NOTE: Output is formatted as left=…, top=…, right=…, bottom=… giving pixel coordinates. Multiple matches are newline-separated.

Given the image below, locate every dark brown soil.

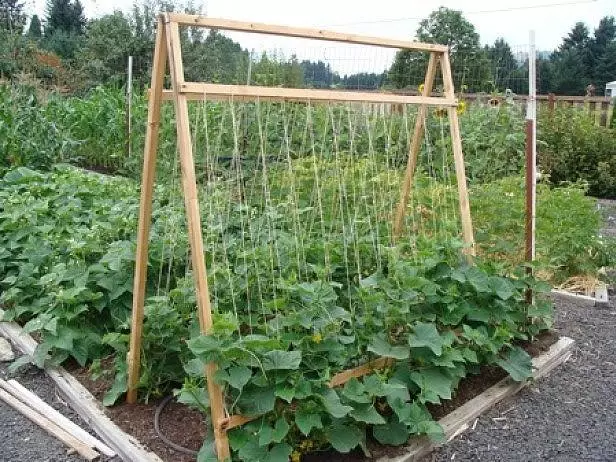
left=68, top=358, right=205, bottom=462
left=70, top=331, right=559, bottom=462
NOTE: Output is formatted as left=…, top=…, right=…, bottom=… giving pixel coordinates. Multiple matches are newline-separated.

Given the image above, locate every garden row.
left=1, top=83, right=616, bottom=197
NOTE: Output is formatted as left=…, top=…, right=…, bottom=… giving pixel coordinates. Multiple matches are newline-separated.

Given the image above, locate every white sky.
left=25, top=0, right=614, bottom=74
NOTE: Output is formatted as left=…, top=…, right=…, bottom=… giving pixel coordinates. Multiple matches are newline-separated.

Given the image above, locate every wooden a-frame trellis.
left=126, top=12, right=475, bottom=460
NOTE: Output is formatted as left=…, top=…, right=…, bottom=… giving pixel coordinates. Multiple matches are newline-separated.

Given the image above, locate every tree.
left=389, top=7, right=490, bottom=91
left=27, top=14, right=42, bottom=39
left=595, top=41, right=616, bottom=95
left=536, top=57, right=554, bottom=94
left=485, top=38, right=518, bottom=91
left=591, top=16, right=616, bottom=91
left=301, top=60, right=339, bottom=88
left=561, top=22, right=591, bottom=51
left=78, top=11, right=133, bottom=85
left=551, top=48, right=589, bottom=95
left=183, top=29, right=248, bottom=83
left=45, top=0, right=86, bottom=36
left=549, top=21, right=595, bottom=94
left=0, top=0, right=26, bottom=34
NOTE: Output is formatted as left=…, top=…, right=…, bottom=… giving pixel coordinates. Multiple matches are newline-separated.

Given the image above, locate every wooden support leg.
left=440, top=51, right=475, bottom=257
left=165, top=16, right=230, bottom=461
left=392, top=52, right=439, bottom=241
left=127, top=17, right=167, bottom=405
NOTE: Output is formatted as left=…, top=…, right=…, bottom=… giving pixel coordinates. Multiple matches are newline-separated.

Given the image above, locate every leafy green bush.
left=539, top=108, right=616, bottom=199
left=472, top=176, right=610, bottom=282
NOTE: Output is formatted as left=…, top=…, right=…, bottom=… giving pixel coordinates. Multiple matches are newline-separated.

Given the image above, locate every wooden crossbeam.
left=167, top=13, right=448, bottom=53
left=156, top=83, right=458, bottom=106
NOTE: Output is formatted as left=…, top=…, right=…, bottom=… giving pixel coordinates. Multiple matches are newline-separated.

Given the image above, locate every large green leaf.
left=489, top=276, right=515, bottom=300
left=408, top=323, right=448, bottom=356
left=265, top=443, right=293, bottom=462
left=373, top=421, right=410, bottom=445
left=349, top=403, right=386, bottom=424
left=367, top=334, right=410, bottom=360
left=238, top=441, right=268, bottom=461
left=325, top=422, right=363, bottom=453
left=295, top=408, right=323, bottom=436
left=496, top=346, right=533, bottom=381
left=237, top=385, right=276, bottom=416
left=262, top=350, right=302, bottom=371
left=217, top=365, right=252, bottom=390
left=342, top=378, right=370, bottom=403
left=410, top=367, right=454, bottom=403
left=319, top=389, right=353, bottom=418
left=258, top=417, right=290, bottom=446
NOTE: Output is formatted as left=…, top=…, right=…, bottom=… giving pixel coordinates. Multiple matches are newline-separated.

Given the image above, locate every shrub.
left=539, top=107, right=616, bottom=199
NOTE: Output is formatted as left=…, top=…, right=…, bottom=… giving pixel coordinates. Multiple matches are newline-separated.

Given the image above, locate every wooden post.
left=126, top=55, right=133, bottom=159
left=548, top=93, right=555, bottom=117
left=525, top=118, right=534, bottom=303
left=127, top=18, right=167, bottom=405
left=525, top=31, right=537, bottom=304
left=440, top=51, right=475, bottom=256
left=392, top=52, right=439, bottom=240
left=164, top=16, right=230, bottom=460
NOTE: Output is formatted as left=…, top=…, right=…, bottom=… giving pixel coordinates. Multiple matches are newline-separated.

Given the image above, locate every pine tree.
left=45, top=0, right=85, bottom=36
left=27, top=14, right=42, bottom=38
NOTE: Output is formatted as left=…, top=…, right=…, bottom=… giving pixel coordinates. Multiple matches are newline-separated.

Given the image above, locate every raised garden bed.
left=0, top=310, right=573, bottom=462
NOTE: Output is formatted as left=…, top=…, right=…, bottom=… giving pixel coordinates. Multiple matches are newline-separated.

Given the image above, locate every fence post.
left=548, top=92, right=555, bottom=117
left=126, top=55, right=133, bottom=159
left=525, top=31, right=537, bottom=304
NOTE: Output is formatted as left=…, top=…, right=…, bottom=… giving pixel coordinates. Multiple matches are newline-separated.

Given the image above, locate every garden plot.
left=0, top=159, right=597, bottom=461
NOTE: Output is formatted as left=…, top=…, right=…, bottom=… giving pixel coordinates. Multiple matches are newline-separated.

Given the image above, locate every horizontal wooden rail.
left=217, top=356, right=395, bottom=431
left=159, top=83, right=458, bottom=106
left=328, top=356, right=394, bottom=387
left=166, top=13, right=448, bottom=53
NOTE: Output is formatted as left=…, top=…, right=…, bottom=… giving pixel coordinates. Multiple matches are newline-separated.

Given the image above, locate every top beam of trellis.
left=167, top=13, right=449, bottom=52
left=156, top=14, right=455, bottom=106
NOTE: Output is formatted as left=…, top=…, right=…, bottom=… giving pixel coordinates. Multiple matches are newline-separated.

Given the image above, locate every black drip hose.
left=154, top=395, right=199, bottom=456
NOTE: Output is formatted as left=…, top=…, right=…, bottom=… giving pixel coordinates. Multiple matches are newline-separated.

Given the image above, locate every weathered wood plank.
left=0, top=309, right=163, bottom=462
left=5, top=379, right=116, bottom=458
left=166, top=13, right=448, bottom=52
left=0, top=382, right=100, bottom=461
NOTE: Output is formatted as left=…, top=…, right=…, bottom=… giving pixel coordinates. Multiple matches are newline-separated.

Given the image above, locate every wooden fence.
left=366, top=92, right=614, bottom=127
left=462, top=93, right=614, bottom=127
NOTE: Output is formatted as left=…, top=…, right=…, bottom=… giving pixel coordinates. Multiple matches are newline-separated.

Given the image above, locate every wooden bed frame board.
left=0, top=309, right=162, bottom=462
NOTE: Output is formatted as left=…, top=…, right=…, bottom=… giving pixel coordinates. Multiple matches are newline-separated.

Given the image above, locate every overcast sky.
left=25, top=0, right=614, bottom=73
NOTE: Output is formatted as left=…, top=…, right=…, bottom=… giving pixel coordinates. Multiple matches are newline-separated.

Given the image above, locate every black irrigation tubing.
left=154, top=395, right=200, bottom=456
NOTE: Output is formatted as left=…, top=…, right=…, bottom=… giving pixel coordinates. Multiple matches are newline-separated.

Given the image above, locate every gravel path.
left=0, top=360, right=117, bottom=462
left=432, top=293, right=616, bottom=462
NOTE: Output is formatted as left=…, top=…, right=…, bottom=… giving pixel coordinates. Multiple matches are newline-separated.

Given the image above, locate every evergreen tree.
left=595, top=42, right=616, bottom=95
left=485, top=38, right=518, bottom=91
left=591, top=16, right=616, bottom=91
left=45, top=0, right=85, bottom=36
left=27, top=14, right=42, bottom=39
left=43, top=0, right=86, bottom=59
